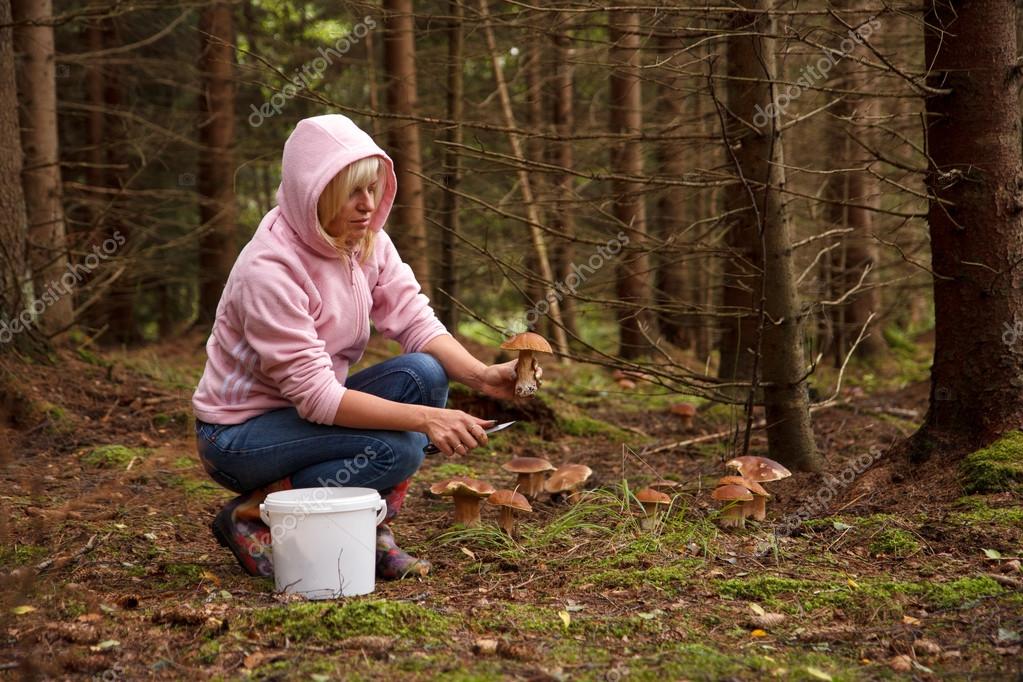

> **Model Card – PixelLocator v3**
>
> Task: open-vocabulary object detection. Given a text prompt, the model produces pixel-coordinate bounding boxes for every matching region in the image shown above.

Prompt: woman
[192,115,523,580]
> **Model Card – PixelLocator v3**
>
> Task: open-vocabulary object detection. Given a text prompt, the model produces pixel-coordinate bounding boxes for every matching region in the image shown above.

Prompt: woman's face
[324,181,377,246]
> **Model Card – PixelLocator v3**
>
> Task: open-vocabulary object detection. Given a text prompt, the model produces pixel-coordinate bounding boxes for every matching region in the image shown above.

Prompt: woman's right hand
[422,408,494,457]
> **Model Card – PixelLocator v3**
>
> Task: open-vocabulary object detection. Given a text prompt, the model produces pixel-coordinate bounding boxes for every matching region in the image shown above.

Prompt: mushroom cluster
[710,456,791,528]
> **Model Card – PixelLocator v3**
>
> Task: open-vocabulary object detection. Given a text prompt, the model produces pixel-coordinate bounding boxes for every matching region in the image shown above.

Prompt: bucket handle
[259,503,270,526]
[375,498,387,525]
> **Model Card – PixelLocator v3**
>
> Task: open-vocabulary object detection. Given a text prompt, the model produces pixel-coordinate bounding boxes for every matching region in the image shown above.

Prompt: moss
[76,346,108,367]
[925,576,1004,609]
[948,502,1023,526]
[961,432,1023,493]
[0,544,47,569]
[424,462,477,480]
[197,640,221,664]
[558,414,626,438]
[586,560,701,595]
[82,444,148,469]
[252,599,452,643]
[153,411,190,429]
[167,474,224,499]
[647,643,778,681]
[161,562,204,587]
[868,528,922,558]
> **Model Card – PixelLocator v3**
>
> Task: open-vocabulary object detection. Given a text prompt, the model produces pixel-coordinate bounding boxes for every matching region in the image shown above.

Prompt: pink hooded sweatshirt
[192,115,449,425]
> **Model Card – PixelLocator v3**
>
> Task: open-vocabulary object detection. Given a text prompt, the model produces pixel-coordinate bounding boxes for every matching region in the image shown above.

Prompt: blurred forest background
[2,0,1023,472]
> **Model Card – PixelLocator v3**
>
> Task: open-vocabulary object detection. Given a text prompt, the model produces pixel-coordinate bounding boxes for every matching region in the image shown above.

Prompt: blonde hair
[316,156,383,264]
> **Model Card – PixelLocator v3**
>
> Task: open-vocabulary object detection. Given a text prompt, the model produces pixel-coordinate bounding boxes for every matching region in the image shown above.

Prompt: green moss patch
[961,432,1023,493]
[251,599,452,643]
[868,528,922,558]
[81,444,148,468]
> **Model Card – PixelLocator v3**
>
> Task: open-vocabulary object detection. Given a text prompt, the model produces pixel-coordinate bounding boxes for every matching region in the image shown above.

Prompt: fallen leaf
[902,615,921,626]
[460,546,476,561]
[983,548,1003,560]
[558,610,571,628]
[201,570,221,586]
[832,521,852,531]
[804,666,832,681]
[914,638,942,655]
[749,603,766,616]
[997,628,1020,644]
[751,629,768,638]
[847,578,860,589]
[11,605,36,615]
[89,639,120,652]
[888,655,913,673]
[472,638,499,655]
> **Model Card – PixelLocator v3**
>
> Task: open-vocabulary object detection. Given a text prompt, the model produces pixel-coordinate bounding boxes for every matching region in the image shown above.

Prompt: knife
[423,420,517,455]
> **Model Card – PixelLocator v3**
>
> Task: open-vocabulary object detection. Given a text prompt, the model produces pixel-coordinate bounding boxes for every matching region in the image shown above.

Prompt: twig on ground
[36,532,106,573]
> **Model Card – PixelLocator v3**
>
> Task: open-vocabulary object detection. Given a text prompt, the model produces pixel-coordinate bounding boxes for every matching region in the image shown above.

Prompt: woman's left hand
[476,360,521,401]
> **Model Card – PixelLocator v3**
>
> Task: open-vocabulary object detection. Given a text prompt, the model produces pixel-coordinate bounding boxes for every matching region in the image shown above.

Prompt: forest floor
[1,331,1021,681]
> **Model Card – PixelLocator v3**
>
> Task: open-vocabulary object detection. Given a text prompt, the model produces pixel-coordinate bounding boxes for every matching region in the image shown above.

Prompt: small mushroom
[634,487,672,530]
[544,463,593,504]
[429,477,495,527]
[647,478,681,493]
[501,456,555,499]
[500,332,552,397]
[669,403,697,430]
[711,483,753,528]
[717,475,771,521]
[488,489,532,536]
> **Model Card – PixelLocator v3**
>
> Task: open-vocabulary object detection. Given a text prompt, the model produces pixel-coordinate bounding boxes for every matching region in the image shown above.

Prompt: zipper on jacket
[347,255,365,342]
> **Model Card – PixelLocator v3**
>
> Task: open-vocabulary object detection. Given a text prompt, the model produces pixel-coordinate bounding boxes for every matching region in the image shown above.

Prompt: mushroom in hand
[499,332,552,397]
[488,489,532,536]
[430,477,495,527]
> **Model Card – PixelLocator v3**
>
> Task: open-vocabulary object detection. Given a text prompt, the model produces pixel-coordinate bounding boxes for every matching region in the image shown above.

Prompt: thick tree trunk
[914,0,1023,454]
[197,0,238,328]
[721,2,819,471]
[523,42,549,338]
[550,27,578,340]
[0,0,29,345]
[609,9,652,360]
[12,0,73,339]
[383,0,430,291]
[437,0,462,330]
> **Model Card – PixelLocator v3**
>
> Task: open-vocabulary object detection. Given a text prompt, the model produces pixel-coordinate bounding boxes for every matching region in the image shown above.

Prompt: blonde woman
[192,115,521,579]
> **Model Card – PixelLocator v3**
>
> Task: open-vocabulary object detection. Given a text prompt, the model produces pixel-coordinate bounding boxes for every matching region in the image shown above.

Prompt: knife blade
[423,420,517,455]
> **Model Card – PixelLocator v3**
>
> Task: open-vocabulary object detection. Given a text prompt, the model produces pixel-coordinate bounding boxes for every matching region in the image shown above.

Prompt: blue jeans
[195,353,449,494]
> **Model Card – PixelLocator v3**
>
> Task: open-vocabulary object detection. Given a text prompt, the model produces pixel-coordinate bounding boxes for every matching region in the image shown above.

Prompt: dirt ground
[1,333,1021,681]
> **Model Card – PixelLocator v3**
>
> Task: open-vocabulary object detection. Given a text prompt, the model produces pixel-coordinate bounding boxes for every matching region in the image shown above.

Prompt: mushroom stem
[513,351,537,397]
[750,496,767,521]
[497,507,517,536]
[453,495,483,526]
[719,504,746,528]
[517,472,546,498]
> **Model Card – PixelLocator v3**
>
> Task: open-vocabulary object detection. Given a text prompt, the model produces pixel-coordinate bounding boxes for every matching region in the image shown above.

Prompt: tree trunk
[717,5,764,381]
[550,26,578,340]
[821,0,884,364]
[197,0,238,328]
[523,41,549,338]
[12,0,73,340]
[383,0,430,292]
[609,8,652,360]
[914,0,1023,454]
[437,0,462,330]
[653,24,690,348]
[722,2,819,471]
[0,0,29,346]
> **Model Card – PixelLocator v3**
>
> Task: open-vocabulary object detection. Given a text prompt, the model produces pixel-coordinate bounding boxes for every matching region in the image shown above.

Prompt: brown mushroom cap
[648,478,681,492]
[501,457,555,475]
[500,332,553,354]
[429,477,496,499]
[669,403,697,417]
[724,456,792,483]
[716,475,770,497]
[711,484,754,502]
[488,489,532,513]
[635,487,672,506]
[544,464,593,493]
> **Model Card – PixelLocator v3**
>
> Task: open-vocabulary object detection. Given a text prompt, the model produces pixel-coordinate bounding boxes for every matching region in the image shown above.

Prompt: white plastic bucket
[259,487,386,599]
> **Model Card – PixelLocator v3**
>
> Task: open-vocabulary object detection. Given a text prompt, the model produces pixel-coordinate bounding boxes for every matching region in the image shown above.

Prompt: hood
[275,115,397,259]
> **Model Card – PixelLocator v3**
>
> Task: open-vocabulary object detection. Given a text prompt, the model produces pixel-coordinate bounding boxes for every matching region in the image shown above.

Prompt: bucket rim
[261,487,382,514]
